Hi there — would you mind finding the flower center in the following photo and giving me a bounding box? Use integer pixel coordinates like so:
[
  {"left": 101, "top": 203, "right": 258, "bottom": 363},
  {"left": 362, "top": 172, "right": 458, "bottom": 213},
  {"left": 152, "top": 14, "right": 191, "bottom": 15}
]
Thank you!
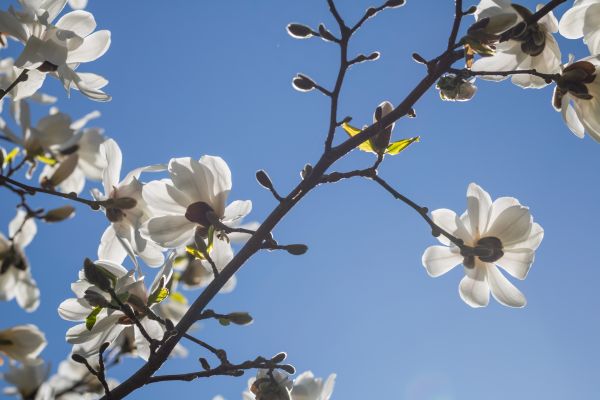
[
  {"left": 462, "top": 236, "right": 504, "bottom": 268},
  {"left": 185, "top": 201, "right": 214, "bottom": 227}
]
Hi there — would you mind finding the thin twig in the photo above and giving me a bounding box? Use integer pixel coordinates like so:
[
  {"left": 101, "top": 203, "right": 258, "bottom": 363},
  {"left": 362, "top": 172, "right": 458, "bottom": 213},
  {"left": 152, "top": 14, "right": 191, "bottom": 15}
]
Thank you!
[
  {"left": 447, "top": 0, "right": 464, "bottom": 49},
  {"left": 0, "top": 70, "right": 28, "bottom": 101}
]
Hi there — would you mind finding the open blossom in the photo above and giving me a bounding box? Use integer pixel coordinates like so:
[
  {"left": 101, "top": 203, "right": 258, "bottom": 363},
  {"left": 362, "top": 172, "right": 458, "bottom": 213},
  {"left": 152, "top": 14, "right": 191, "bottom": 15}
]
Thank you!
[
  {"left": 0, "top": 210, "right": 40, "bottom": 312},
  {"left": 58, "top": 259, "right": 171, "bottom": 360},
  {"left": 92, "top": 139, "right": 165, "bottom": 267},
  {"left": 243, "top": 369, "right": 293, "bottom": 400},
  {"left": 0, "top": 0, "right": 111, "bottom": 100},
  {"left": 559, "top": 0, "right": 600, "bottom": 55},
  {"left": 141, "top": 156, "right": 252, "bottom": 249},
  {"left": 0, "top": 324, "right": 46, "bottom": 364},
  {"left": 1, "top": 357, "right": 50, "bottom": 399},
  {"left": 437, "top": 74, "right": 477, "bottom": 101},
  {"left": 0, "top": 58, "right": 53, "bottom": 102},
  {"left": 422, "top": 183, "right": 543, "bottom": 308},
  {"left": 552, "top": 56, "right": 600, "bottom": 142},
  {"left": 471, "top": 1, "right": 561, "bottom": 88},
  {"left": 244, "top": 370, "right": 336, "bottom": 400}
]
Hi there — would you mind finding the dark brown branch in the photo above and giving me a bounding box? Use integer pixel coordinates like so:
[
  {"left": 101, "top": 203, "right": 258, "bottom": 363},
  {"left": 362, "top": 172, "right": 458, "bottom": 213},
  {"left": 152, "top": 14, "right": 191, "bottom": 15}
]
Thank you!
[
  {"left": 500, "top": 0, "right": 567, "bottom": 42},
  {"left": 451, "top": 67, "right": 560, "bottom": 82},
  {"left": 447, "top": 0, "right": 464, "bottom": 49}
]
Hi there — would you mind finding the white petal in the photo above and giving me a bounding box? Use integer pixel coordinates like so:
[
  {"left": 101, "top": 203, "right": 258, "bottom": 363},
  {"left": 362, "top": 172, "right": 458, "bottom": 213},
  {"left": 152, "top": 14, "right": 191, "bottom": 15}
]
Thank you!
[
  {"left": 141, "top": 215, "right": 195, "bottom": 249},
  {"left": 421, "top": 245, "right": 463, "bottom": 277},
  {"left": 497, "top": 248, "right": 534, "bottom": 280},
  {"left": 16, "top": 273, "right": 40, "bottom": 312},
  {"left": 58, "top": 298, "right": 92, "bottom": 321},
  {"left": 68, "top": 0, "right": 88, "bottom": 9},
  {"left": 466, "top": 182, "right": 492, "bottom": 238},
  {"left": 458, "top": 265, "right": 489, "bottom": 308},
  {"left": 486, "top": 205, "right": 532, "bottom": 246},
  {"left": 66, "top": 30, "right": 111, "bottom": 63},
  {"left": 223, "top": 200, "right": 252, "bottom": 223},
  {"left": 98, "top": 224, "right": 127, "bottom": 265},
  {"left": 561, "top": 97, "right": 585, "bottom": 138},
  {"left": 100, "top": 138, "right": 122, "bottom": 192},
  {"left": 55, "top": 10, "right": 96, "bottom": 37},
  {"left": 9, "top": 210, "right": 37, "bottom": 248},
  {"left": 142, "top": 179, "right": 189, "bottom": 215},
  {"left": 0, "top": 11, "right": 28, "bottom": 43},
  {"left": 487, "top": 264, "right": 526, "bottom": 307},
  {"left": 430, "top": 208, "right": 473, "bottom": 246}
]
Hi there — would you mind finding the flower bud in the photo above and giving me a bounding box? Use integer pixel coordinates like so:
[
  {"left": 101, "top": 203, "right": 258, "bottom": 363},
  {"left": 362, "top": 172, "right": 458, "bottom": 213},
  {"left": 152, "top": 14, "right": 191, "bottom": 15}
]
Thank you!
[
  {"left": 43, "top": 206, "right": 75, "bottom": 223},
  {"left": 284, "top": 244, "right": 308, "bottom": 255},
  {"left": 256, "top": 170, "right": 275, "bottom": 190},
  {"left": 292, "top": 74, "right": 316, "bottom": 92},
  {"left": 224, "top": 312, "right": 254, "bottom": 325},
  {"left": 318, "top": 24, "right": 336, "bottom": 42},
  {"left": 287, "top": 23, "right": 313, "bottom": 39},
  {"left": 270, "top": 352, "right": 287, "bottom": 363},
  {"left": 385, "top": 0, "right": 405, "bottom": 8}
]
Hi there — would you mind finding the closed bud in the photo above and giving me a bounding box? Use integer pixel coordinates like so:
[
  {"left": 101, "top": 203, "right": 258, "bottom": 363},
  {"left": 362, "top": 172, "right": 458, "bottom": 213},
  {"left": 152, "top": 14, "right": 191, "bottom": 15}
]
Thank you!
[
  {"left": 199, "top": 357, "right": 211, "bottom": 370},
  {"left": 284, "top": 244, "right": 308, "bottom": 255},
  {"left": 256, "top": 170, "right": 274, "bottom": 190},
  {"left": 292, "top": 74, "right": 316, "bottom": 92},
  {"left": 225, "top": 311, "right": 254, "bottom": 325},
  {"left": 464, "top": 5, "right": 477, "bottom": 15},
  {"left": 106, "top": 197, "right": 137, "bottom": 210},
  {"left": 280, "top": 364, "right": 296, "bottom": 374},
  {"left": 385, "top": 0, "right": 405, "bottom": 8},
  {"left": 287, "top": 23, "right": 313, "bottom": 39},
  {"left": 412, "top": 53, "right": 427, "bottom": 64},
  {"left": 367, "top": 51, "right": 380, "bottom": 60},
  {"left": 300, "top": 164, "right": 313, "bottom": 180},
  {"left": 365, "top": 7, "right": 377, "bottom": 17},
  {"left": 43, "top": 205, "right": 75, "bottom": 222},
  {"left": 71, "top": 354, "right": 87, "bottom": 364},
  {"left": 318, "top": 24, "right": 336, "bottom": 42},
  {"left": 271, "top": 352, "right": 287, "bottom": 363}
]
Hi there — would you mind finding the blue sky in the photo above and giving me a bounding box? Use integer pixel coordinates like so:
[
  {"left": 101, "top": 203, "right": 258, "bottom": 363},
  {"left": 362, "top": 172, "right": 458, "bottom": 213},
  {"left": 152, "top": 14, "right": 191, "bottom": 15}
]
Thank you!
[{"left": 2, "top": 0, "right": 600, "bottom": 399}]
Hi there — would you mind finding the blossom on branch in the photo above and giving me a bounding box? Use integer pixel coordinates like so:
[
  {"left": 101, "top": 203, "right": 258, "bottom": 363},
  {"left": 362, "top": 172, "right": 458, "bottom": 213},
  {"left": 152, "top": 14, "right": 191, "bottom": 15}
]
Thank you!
[
  {"left": 470, "top": 1, "right": 561, "bottom": 88},
  {"left": 0, "top": 0, "right": 111, "bottom": 100},
  {"left": 552, "top": 56, "right": 600, "bottom": 142},
  {"left": 422, "top": 183, "right": 543, "bottom": 308},
  {"left": 0, "top": 324, "right": 46, "bottom": 365},
  {"left": 141, "top": 156, "right": 252, "bottom": 252},
  {"left": 0, "top": 210, "right": 40, "bottom": 312},
  {"left": 92, "top": 139, "right": 165, "bottom": 267},
  {"left": 59, "top": 259, "right": 171, "bottom": 360},
  {"left": 559, "top": 0, "right": 600, "bottom": 55}
]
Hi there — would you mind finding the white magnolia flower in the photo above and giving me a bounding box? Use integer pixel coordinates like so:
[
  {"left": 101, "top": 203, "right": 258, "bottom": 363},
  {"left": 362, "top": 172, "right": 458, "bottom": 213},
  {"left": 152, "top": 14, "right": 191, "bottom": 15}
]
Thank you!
[
  {"left": 0, "top": 210, "right": 40, "bottom": 312},
  {"left": 437, "top": 74, "right": 477, "bottom": 101},
  {"left": 33, "top": 108, "right": 106, "bottom": 194},
  {"left": 59, "top": 259, "right": 171, "bottom": 360},
  {"left": 243, "top": 369, "right": 293, "bottom": 400},
  {"left": 1, "top": 357, "right": 50, "bottom": 399},
  {"left": 471, "top": 1, "right": 561, "bottom": 88},
  {"left": 559, "top": 0, "right": 600, "bottom": 54},
  {"left": 0, "top": 0, "right": 111, "bottom": 100},
  {"left": 552, "top": 55, "right": 600, "bottom": 142},
  {"left": 0, "top": 324, "right": 46, "bottom": 364},
  {"left": 44, "top": 358, "right": 117, "bottom": 399},
  {"left": 422, "top": 183, "right": 543, "bottom": 308},
  {"left": 290, "top": 371, "right": 336, "bottom": 400},
  {"left": 92, "top": 139, "right": 165, "bottom": 267},
  {"left": 141, "top": 156, "right": 252, "bottom": 249}
]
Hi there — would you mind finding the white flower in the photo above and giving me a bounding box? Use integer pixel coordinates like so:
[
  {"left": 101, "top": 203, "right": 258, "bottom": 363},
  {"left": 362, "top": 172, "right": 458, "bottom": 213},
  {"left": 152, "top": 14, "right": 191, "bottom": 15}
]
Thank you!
[
  {"left": 559, "top": 0, "right": 600, "bottom": 54},
  {"left": 0, "top": 58, "right": 52, "bottom": 102},
  {"left": 290, "top": 371, "right": 336, "bottom": 400},
  {"left": 437, "top": 74, "right": 477, "bottom": 101},
  {"left": 92, "top": 139, "right": 165, "bottom": 267},
  {"left": 1, "top": 357, "right": 50, "bottom": 399},
  {"left": 471, "top": 1, "right": 561, "bottom": 88},
  {"left": 0, "top": 324, "right": 46, "bottom": 364},
  {"left": 552, "top": 55, "right": 600, "bottom": 142},
  {"left": 243, "top": 369, "right": 293, "bottom": 400},
  {"left": 33, "top": 108, "right": 107, "bottom": 194},
  {"left": 58, "top": 259, "right": 171, "bottom": 360},
  {"left": 0, "top": 0, "right": 111, "bottom": 100},
  {"left": 422, "top": 183, "right": 543, "bottom": 308},
  {"left": 0, "top": 210, "right": 40, "bottom": 312},
  {"left": 141, "top": 156, "right": 252, "bottom": 249},
  {"left": 44, "top": 358, "right": 117, "bottom": 399}
]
